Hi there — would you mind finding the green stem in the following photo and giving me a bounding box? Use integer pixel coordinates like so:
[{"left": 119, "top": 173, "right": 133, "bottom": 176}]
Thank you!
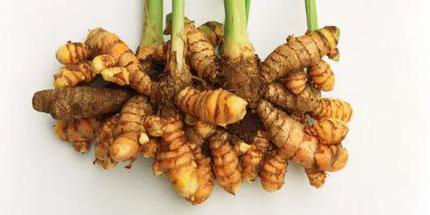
[
  {"left": 171, "top": 0, "right": 186, "bottom": 69},
  {"left": 140, "top": 0, "right": 164, "bottom": 48},
  {"left": 245, "top": 0, "right": 250, "bottom": 25},
  {"left": 223, "top": 0, "right": 253, "bottom": 58},
  {"left": 305, "top": 0, "right": 318, "bottom": 31}
]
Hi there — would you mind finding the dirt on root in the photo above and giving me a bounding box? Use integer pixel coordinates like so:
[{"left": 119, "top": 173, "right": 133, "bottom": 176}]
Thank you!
[
  {"left": 227, "top": 110, "right": 262, "bottom": 143},
  {"left": 221, "top": 55, "right": 267, "bottom": 108}
]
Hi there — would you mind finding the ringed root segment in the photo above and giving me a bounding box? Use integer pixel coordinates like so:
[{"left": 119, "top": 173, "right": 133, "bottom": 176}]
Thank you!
[
  {"left": 176, "top": 87, "right": 248, "bottom": 127},
  {"left": 261, "top": 26, "right": 340, "bottom": 83},
  {"left": 241, "top": 130, "right": 270, "bottom": 182},
  {"left": 209, "top": 131, "right": 242, "bottom": 194},
  {"left": 56, "top": 41, "right": 92, "bottom": 65},
  {"left": 85, "top": 28, "right": 154, "bottom": 96},
  {"left": 110, "top": 96, "right": 154, "bottom": 162},
  {"left": 189, "top": 140, "right": 214, "bottom": 205},
  {"left": 155, "top": 117, "right": 199, "bottom": 200},
  {"left": 54, "top": 118, "right": 100, "bottom": 153},
  {"left": 187, "top": 27, "right": 221, "bottom": 86},
  {"left": 257, "top": 100, "right": 348, "bottom": 173},
  {"left": 95, "top": 114, "right": 120, "bottom": 169},
  {"left": 259, "top": 149, "right": 288, "bottom": 192}
]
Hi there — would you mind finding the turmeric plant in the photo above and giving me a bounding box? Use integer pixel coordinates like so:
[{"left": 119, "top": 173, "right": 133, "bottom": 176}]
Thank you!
[{"left": 31, "top": 0, "right": 355, "bottom": 205}]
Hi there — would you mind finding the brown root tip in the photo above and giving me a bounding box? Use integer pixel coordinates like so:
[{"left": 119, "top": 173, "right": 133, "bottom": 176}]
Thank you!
[
  {"left": 73, "top": 143, "right": 90, "bottom": 153},
  {"left": 226, "top": 189, "right": 236, "bottom": 195},
  {"left": 226, "top": 184, "right": 241, "bottom": 195},
  {"left": 326, "top": 26, "right": 340, "bottom": 38},
  {"left": 32, "top": 90, "right": 52, "bottom": 113}
]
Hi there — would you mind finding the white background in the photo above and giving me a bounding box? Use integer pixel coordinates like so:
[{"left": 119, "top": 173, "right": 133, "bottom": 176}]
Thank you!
[{"left": 1, "top": 0, "right": 429, "bottom": 214}]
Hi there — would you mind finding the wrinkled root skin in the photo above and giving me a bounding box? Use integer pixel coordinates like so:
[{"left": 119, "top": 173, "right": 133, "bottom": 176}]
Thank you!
[
  {"left": 221, "top": 55, "right": 267, "bottom": 108},
  {"left": 32, "top": 86, "right": 132, "bottom": 120},
  {"left": 226, "top": 111, "right": 262, "bottom": 143}
]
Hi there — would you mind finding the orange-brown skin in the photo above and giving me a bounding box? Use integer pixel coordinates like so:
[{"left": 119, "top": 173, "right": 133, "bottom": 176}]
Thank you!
[
  {"left": 56, "top": 41, "right": 92, "bottom": 65},
  {"left": 95, "top": 115, "right": 119, "bottom": 169},
  {"left": 144, "top": 116, "right": 165, "bottom": 137},
  {"left": 100, "top": 67, "right": 130, "bottom": 86},
  {"left": 53, "top": 61, "right": 96, "bottom": 88},
  {"left": 85, "top": 28, "right": 153, "bottom": 96},
  {"left": 176, "top": 87, "right": 248, "bottom": 127},
  {"left": 209, "top": 131, "right": 242, "bottom": 194},
  {"left": 197, "top": 21, "right": 224, "bottom": 47},
  {"left": 54, "top": 118, "right": 100, "bottom": 153},
  {"left": 309, "top": 60, "right": 335, "bottom": 91},
  {"left": 185, "top": 126, "right": 205, "bottom": 147},
  {"left": 231, "top": 139, "right": 251, "bottom": 156},
  {"left": 257, "top": 100, "right": 305, "bottom": 158},
  {"left": 314, "top": 144, "right": 348, "bottom": 172},
  {"left": 305, "top": 168, "right": 327, "bottom": 188},
  {"left": 257, "top": 100, "right": 348, "bottom": 172},
  {"left": 306, "top": 118, "right": 349, "bottom": 145},
  {"left": 189, "top": 142, "right": 214, "bottom": 205},
  {"left": 185, "top": 120, "right": 217, "bottom": 147},
  {"left": 91, "top": 54, "right": 117, "bottom": 74},
  {"left": 282, "top": 70, "right": 308, "bottom": 94},
  {"left": 259, "top": 150, "right": 288, "bottom": 192},
  {"left": 141, "top": 138, "right": 159, "bottom": 158},
  {"left": 264, "top": 82, "right": 320, "bottom": 114},
  {"left": 194, "top": 121, "right": 217, "bottom": 139},
  {"left": 110, "top": 96, "right": 153, "bottom": 162},
  {"left": 86, "top": 28, "right": 194, "bottom": 108},
  {"left": 155, "top": 117, "right": 199, "bottom": 199},
  {"left": 241, "top": 131, "right": 271, "bottom": 182},
  {"left": 261, "top": 26, "right": 340, "bottom": 83},
  {"left": 137, "top": 44, "right": 166, "bottom": 63},
  {"left": 186, "top": 28, "right": 221, "bottom": 86},
  {"left": 311, "top": 98, "right": 353, "bottom": 122}
]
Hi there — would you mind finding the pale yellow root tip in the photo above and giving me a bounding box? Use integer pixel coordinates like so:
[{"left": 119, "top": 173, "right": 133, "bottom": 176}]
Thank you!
[
  {"left": 53, "top": 78, "right": 69, "bottom": 88},
  {"left": 139, "top": 133, "right": 150, "bottom": 145},
  {"left": 225, "top": 96, "right": 248, "bottom": 125},
  {"left": 152, "top": 161, "right": 163, "bottom": 176},
  {"left": 174, "top": 167, "right": 199, "bottom": 198},
  {"left": 101, "top": 67, "right": 130, "bottom": 86},
  {"left": 330, "top": 52, "right": 340, "bottom": 62},
  {"left": 56, "top": 44, "right": 70, "bottom": 64},
  {"left": 92, "top": 54, "right": 117, "bottom": 74},
  {"left": 234, "top": 141, "right": 252, "bottom": 155},
  {"left": 195, "top": 121, "right": 216, "bottom": 138},
  {"left": 109, "top": 136, "right": 139, "bottom": 162},
  {"left": 228, "top": 183, "right": 241, "bottom": 195}
]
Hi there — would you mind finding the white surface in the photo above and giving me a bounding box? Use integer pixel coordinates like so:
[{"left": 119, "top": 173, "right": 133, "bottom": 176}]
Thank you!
[{"left": 1, "top": 0, "right": 429, "bottom": 214}]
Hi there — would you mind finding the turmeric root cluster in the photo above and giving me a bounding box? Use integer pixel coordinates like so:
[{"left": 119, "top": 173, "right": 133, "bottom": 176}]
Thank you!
[{"left": 32, "top": 20, "right": 353, "bottom": 205}]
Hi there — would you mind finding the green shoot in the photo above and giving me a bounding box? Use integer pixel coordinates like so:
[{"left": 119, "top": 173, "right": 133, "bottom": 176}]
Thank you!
[
  {"left": 223, "top": 0, "right": 253, "bottom": 58},
  {"left": 245, "top": 0, "right": 251, "bottom": 25},
  {"left": 305, "top": 0, "right": 318, "bottom": 31},
  {"left": 171, "top": 0, "right": 186, "bottom": 70},
  {"left": 140, "top": 0, "right": 164, "bottom": 48}
]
